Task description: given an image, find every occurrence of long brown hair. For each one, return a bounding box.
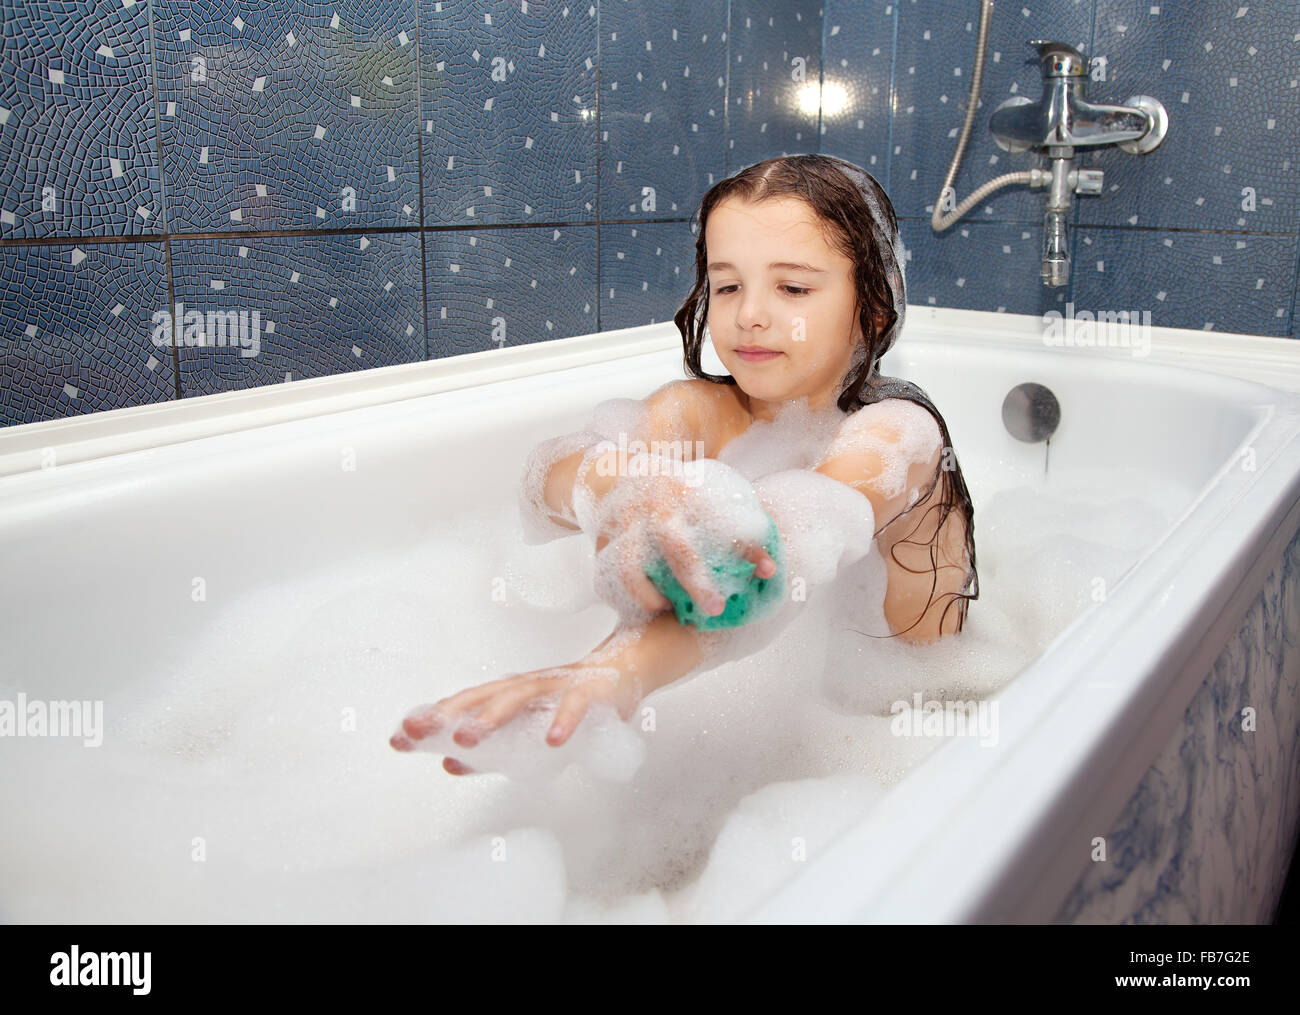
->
[672,154,979,638]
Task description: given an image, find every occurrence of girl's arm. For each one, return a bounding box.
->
[811,399,970,643]
[812,398,944,535]
[521,380,711,538]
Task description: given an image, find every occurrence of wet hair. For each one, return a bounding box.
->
[672,153,979,638]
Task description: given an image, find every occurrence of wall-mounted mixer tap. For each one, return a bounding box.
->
[932,0,1170,290]
[989,41,1168,286]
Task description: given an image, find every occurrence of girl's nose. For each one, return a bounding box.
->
[735,292,770,330]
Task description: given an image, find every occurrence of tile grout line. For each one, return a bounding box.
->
[893,217,1300,240]
[595,0,602,334]
[415,0,430,363]
[885,0,898,193]
[144,0,181,400]
[816,0,825,147]
[0,217,697,248]
[723,0,732,178]
[1286,225,1300,340]
[1070,0,1102,313]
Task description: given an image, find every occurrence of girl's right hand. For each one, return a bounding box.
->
[592,470,778,617]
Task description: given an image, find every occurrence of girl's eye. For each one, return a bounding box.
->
[712,284,810,296]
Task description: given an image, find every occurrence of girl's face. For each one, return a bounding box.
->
[704,195,863,420]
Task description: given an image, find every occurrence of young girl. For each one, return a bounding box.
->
[391,154,979,775]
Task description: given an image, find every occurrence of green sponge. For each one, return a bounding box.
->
[643,514,784,630]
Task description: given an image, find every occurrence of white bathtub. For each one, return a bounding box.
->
[2,306,1299,924]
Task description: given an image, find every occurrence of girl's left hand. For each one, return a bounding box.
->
[389,664,639,775]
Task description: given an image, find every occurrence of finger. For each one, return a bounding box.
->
[547,684,594,746]
[438,672,526,713]
[405,670,527,738]
[405,673,527,740]
[622,552,672,613]
[390,729,414,751]
[602,521,670,613]
[400,703,450,742]
[655,524,724,616]
[443,757,476,776]
[451,714,488,749]
[740,544,777,579]
[464,679,563,744]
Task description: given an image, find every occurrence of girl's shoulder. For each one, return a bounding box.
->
[644,379,748,456]
[835,397,942,457]
[646,378,739,410]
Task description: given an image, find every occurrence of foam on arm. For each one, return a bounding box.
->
[813,398,943,534]
[517,384,704,546]
[517,397,653,545]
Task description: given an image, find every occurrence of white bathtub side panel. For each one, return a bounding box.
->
[1052,523,1300,924]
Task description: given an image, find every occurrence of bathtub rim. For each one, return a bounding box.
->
[3,306,1300,480]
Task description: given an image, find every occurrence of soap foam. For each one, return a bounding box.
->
[591,454,775,624]
[715,396,849,481]
[0,455,1181,924]
[518,396,652,545]
[518,428,604,543]
[822,398,943,500]
[684,466,879,671]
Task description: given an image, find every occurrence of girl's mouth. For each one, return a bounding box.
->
[735,347,782,363]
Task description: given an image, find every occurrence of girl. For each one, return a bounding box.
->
[391,154,979,775]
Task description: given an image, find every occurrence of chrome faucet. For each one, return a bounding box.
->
[989,41,1169,287]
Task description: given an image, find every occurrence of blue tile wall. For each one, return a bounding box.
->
[425,222,596,356]
[1081,0,1300,235]
[0,241,172,425]
[0,1,163,237]
[728,0,822,173]
[170,231,424,395]
[154,1,422,233]
[888,0,1096,222]
[898,218,1070,317]
[818,1,894,180]
[421,0,597,225]
[600,1,728,218]
[4,0,1300,428]
[598,218,697,330]
[1071,227,1296,334]
[826,0,1300,334]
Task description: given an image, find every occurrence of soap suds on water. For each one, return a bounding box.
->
[0,439,1180,923]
